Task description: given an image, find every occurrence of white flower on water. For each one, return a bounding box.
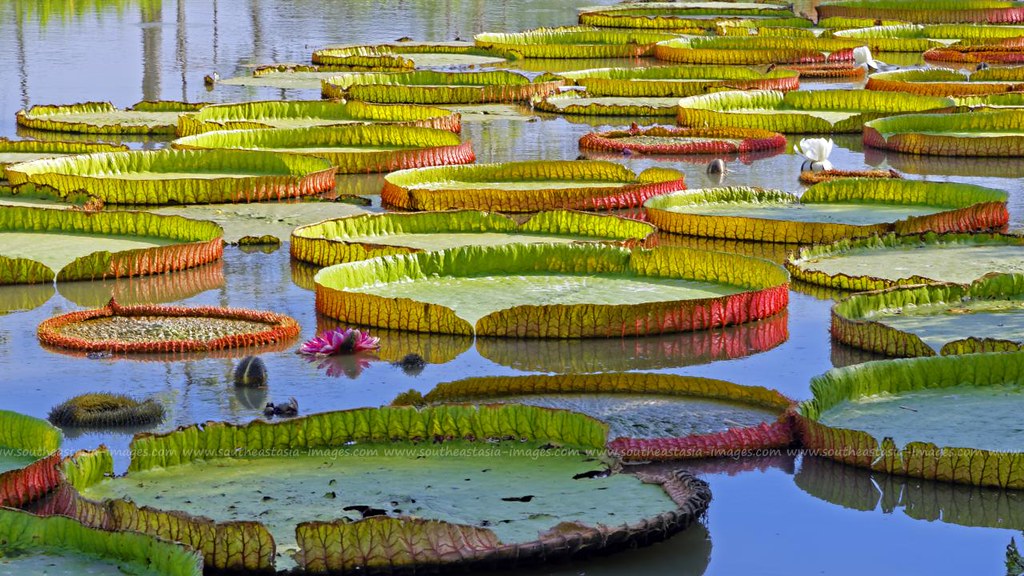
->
[853,46,878,71]
[795,137,834,172]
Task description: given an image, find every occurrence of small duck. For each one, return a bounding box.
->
[263,398,299,417]
[203,72,219,87]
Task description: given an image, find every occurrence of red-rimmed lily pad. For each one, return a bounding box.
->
[580,125,787,156]
[0,411,61,508]
[578,2,812,31]
[15,101,205,135]
[58,404,711,572]
[644,180,1008,244]
[37,299,300,354]
[0,138,128,167]
[797,351,1024,488]
[654,36,864,65]
[381,160,685,212]
[816,0,1024,24]
[171,125,473,174]
[474,26,678,59]
[0,206,223,285]
[827,23,1011,52]
[322,70,564,104]
[4,149,337,204]
[557,65,800,97]
[533,92,681,117]
[314,243,789,338]
[864,110,1024,157]
[924,37,1024,64]
[176,99,462,136]
[291,210,654,266]
[832,273,1024,357]
[867,67,1024,97]
[404,373,796,461]
[786,232,1024,291]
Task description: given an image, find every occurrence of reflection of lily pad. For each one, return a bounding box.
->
[322,70,564,104]
[0,138,128,167]
[832,273,1024,357]
[57,260,224,307]
[5,149,337,204]
[798,352,1024,488]
[645,181,1008,244]
[864,110,1024,157]
[63,405,710,572]
[177,99,462,136]
[0,282,54,315]
[787,232,1024,291]
[677,90,955,133]
[474,27,677,59]
[315,243,789,337]
[15,101,205,134]
[291,210,654,266]
[171,125,473,174]
[654,36,864,65]
[558,65,800,97]
[417,373,794,461]
[382,160,685,212]
[0,206,223,284]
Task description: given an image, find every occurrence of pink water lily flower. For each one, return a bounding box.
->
[298,327,380,356]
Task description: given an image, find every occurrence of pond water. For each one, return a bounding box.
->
[0,1,1022,575]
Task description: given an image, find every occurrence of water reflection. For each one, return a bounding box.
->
[0,282,54,314]
[56,259,224,307]
[865,146,1024,179]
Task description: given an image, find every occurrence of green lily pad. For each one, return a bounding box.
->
[867,67,1024,97]
[15,101,205,135]
[654,36,865,65]
[578,2,812,31]
[315,243,789,337]
[645,181,1008,244]
[556,65,800,97]
[291,210,654,266]
[828,23,967,52]
[864,110,1024,157]
[474,26,678,59]
[533,93,681,116]
[322,70,563,104]
[218,67,347,90]
[312,41,507,68]
[787,233,1024,291]
[817,0,1024,25]
[0,138,128,167]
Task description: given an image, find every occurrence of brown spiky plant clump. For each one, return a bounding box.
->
[48,393,164,427]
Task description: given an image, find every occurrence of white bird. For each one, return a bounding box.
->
[853,46,896,72]
[795,138,834,172]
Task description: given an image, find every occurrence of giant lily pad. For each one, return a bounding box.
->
[644,180,1008,244]
[4,149,337,204]
[474,27,678,59]
[0,508,202,576]
[925,37,1024,64]
[176,100,462,136]
[322,70,564,104]
[475,311,789,372]
[864,109,1024,156]
[677,90,956,133]
[786,232,1024,291]
[0,138,128,167]
[381,160,685,212]
[171,125,474,174]
[577,2,812,31]
[312,42,507,69]
[0,206,222,284]
[831,273,1024,357]
[816,0,1024,24]
[827,24,991,52]
[37,299,300,354]
[291,210,655,267]
[408,373,795,461]
[532,92,681,116]
[580,125,787,156]
[866,67,1024,97]
[798,352,1024,488]
[15,101,205,135]
[219,65,357,90]
[0,411,60,508]
[61,405,711,572]
[314,243,789,337]
[556,65,800,97]
[654,37,865,65]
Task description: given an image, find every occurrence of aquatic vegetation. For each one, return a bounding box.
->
[56,404,710,572]
[0,138,127,167]
[15,101,205,134]
[779,62,866,79]
[48,393,164,427]
[816,0,1024,24]
[864,110,1024,157]
[291,210,653,267]
[799,169,900,185]
[0,410,60,508]
[312,42,506,69]
[381,160,685,212]
[557,65,800,98]
[176,99,462,136]
[474,26,678,59]
[832,273,1024,357]
[410,373,795,461]
[37,299,300,354]
[786,232,1024,291]
[533,92,681,117]
[298,326,381,355]
[172,125,473,174]
[233,355,268,387]
[314,243,789,337]
[0,508,202,576]
[795,137,835,172]
[579,125,787,156]
[677,90,956,133]
[798,352,1024,488]
[867,67,1024,97]
[322,70,564,104]
[645,181,1007,244]
[0,206,222,284]
[654,37,865,65]
[5,148,337,204]
[925,37,1024,64]
[578,2,812,31]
